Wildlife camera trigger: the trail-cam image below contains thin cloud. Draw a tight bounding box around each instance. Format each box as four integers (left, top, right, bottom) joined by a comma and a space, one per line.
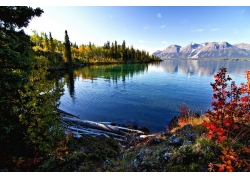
241, 10, 245, 13
211, 28, 220, 31
143, 26, 149, 30
109, 15, 113, 19
139, 40, 146, 43
157, 13, 161, 18
161, 41, 168, 44
160, 25, 166, 28
191, 29, 205, 32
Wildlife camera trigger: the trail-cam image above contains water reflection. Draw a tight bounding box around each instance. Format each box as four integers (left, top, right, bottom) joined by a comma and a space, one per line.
64, 71, 75, 98
74, 63, 150, 82
160, 59, 250, 76
53, 59, 250, 133
50, 63, 152, 98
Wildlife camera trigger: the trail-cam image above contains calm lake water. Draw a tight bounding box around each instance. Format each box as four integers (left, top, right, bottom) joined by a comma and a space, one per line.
55, 59, 250, 133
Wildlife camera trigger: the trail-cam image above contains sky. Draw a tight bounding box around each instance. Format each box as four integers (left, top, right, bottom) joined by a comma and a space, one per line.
6, 1, 250, 54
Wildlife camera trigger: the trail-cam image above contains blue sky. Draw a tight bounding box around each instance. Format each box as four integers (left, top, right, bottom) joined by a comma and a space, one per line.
11, 2, 250, 54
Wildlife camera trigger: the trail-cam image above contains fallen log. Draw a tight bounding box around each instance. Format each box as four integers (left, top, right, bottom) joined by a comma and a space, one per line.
140, 134, 160, 138
58, 109, 149, 145
114, 126, 146, 135
67, 125, 127, 140
56, 108, 79, 118
61, 117, 120, 133
67, 126, 110, 137
61, 117, 146, 135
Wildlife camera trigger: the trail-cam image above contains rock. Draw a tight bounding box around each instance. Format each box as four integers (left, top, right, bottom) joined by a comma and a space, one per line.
182, 140, 193, 146
182, 124, 192, 131
168, 116, 180, 130
163, 153, 172, 161
169, 138, 184, 146
169, 133, 177, 141
133, 159, 138, 168
136, 151, 152, 161
147, 138, 162, 146
104, 160, 111, 165
139, 126, 150, 134
187, 132, 196, 141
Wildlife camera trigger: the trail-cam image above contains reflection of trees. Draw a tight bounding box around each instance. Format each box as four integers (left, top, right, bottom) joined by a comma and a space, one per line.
48, 63, 151, 100
161, 59, 250, 76
74, 63, 149, 82
64, 71, 75, 98
48, 70, 75, 99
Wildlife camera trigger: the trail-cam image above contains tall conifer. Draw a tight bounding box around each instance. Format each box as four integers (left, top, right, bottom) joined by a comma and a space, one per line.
63, 30, 72, 65
49, 32, 56, 62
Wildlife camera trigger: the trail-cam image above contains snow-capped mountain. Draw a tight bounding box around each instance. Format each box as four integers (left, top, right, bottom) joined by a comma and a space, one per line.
153, 42, 250, 59
233, 43, 250, 51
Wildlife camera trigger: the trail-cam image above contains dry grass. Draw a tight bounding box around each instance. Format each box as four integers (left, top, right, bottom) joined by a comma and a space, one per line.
170, 114, 209, 133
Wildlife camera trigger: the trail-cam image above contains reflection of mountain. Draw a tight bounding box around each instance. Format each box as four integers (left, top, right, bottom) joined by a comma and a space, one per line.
161, 59, 250, 76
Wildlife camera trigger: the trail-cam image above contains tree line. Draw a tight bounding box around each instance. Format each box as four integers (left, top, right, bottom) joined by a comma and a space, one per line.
30, 30, 162, 67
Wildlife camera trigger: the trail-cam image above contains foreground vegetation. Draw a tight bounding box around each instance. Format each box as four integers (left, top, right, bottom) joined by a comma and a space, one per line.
0, 6, 249, 172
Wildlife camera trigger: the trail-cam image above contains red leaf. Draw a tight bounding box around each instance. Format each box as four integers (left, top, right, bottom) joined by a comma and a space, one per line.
218, 164, 226, 172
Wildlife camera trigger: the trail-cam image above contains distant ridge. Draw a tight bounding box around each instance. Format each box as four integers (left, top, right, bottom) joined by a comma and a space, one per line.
153, 42, 250, 59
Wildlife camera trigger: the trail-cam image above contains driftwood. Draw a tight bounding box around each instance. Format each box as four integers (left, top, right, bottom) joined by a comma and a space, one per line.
61, 117, 120, 133
57, 109, 148, 143
61, 117, 146, 135
67, 125, 127, 139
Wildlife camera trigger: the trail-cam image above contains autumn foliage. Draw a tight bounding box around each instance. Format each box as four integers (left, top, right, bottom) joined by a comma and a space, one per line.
202, 67, 250, 172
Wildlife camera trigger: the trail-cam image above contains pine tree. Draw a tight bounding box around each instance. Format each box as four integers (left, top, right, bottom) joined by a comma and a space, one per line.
63, 30, 72, 65
44, 32, 49, 52
115, 40, 118, 59
49, 32, 56, 62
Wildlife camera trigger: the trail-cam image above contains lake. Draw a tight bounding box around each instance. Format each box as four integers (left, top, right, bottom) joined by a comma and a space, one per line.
55, 59, 250, 133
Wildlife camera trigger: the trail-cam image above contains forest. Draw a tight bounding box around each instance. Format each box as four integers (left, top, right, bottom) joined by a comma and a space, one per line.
30, 29, 162, 69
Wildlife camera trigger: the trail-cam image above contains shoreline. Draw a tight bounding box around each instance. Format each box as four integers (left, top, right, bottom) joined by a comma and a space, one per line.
48, 60, 163, 72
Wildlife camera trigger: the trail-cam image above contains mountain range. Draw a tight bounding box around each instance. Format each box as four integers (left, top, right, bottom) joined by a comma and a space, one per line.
153, 42, 250, 59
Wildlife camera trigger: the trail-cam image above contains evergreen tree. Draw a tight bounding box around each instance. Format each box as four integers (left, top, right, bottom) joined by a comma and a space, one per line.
49, 32, 56, 62
0, 6, 64, 160
44, 32, 49, 52
63, 30, 72, 65
89, 41, 92, 49
115, 40, 118, 59
122, 40, 126, 52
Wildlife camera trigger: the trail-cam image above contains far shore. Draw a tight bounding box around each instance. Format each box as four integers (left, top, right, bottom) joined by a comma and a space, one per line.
162, 57, 250, 61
